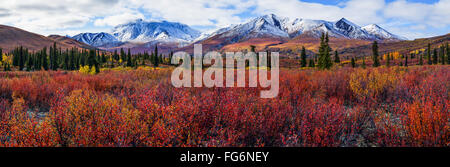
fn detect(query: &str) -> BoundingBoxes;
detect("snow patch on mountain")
[72,32,119,47]
[111,19,201,43]
[205,14,404,42]
[362,24,407,40]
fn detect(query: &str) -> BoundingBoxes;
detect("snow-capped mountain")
[111,19,201,43]
[72,32,119,47]
[193,26,234,43]
[362,24,407,40]
[202,14,403,42]
[214,14,289,42]
[71,14,404,50]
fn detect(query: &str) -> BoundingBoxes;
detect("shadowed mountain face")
[0,25,94,52]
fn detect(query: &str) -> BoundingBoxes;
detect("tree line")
[0,43,171,73]
[299,33,450,69]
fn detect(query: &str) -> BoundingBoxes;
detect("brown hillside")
[0,24,93,52]
[47,35,95,50]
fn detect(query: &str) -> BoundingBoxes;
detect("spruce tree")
[372,41,380,67]
[153,46,159,67]
[433,48,438,64]
[419,53,423,66]
[63,49,69,70]
[427,43,432,65]
[42,47,49,70]
[88,50,96,68]
[317,32,332,70]
[51,42,59,70]
[18,46,25,70]
[26,52,32,71]
[440,44,445,65]
[405,54,408,67]
[120,48,125,62]
[308,59,315,67]
[127,48,132,67]
[300,46,307,67]
[334,50,340,63]
[446,43,450,64]
[69,48,75,70]
[351,57,356,68]
[362,56,366,69]
[114,50,119,61]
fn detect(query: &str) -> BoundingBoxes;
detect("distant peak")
[337,17,353,24]
[366,24,381,28]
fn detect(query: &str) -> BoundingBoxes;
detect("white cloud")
[253,0,385,25]
[127,0,253,27]
[94,12,145,27]
[0,0,448,39]
[384,0,450,28]
[0,0,126,34]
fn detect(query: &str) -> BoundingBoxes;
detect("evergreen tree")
[19,46,26,70]
[372,41,380,67]
[419,52,423,66]
[153,46,160,67]
[127,48,132,67]
[362,56,366,69]
[120,48,126,62]
[69,48,75,70]
[87,49,100,74]
[317,32,332,70]
[114,50,119,61]
[446,42,450,64]
[88,50,96,68]
[250,45,259,66]
[80,50,86,67]
[267,50,272,69]
[141,53,146,66]
[63,49,69,70]
[440,44,445,65]
[334,50,340,63]
[308,59,315,67]
[300,46,307,67]
[405,54,408,67]
[351,57,356,68]
[427,43,432,65]
[42,47,49,70]
[101,53,106,64]
[169,51,173,63]
[51,42,59,70]
[433,48,438,64]
[26,52,32,71]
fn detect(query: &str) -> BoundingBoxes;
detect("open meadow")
[0,65,448,147]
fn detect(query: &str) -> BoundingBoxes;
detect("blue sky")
[0,0,449,39]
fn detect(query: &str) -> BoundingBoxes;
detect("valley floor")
[0,66,448,147]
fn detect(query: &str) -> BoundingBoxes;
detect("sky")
[0,0,449,40]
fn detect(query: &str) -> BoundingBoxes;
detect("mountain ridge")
[71,14,404,51]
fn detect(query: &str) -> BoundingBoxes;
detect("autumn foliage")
[0,66,448,147]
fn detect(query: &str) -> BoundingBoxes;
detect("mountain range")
[70,14,405,53]
[3,13,447,57]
